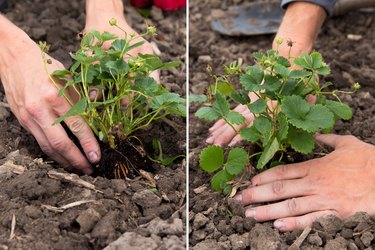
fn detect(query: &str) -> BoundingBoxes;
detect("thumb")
[314,133,356,149]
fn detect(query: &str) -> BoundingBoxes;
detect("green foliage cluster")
[192,44,358,193]
[41,20,185,149]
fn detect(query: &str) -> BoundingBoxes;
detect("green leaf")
[240,66,264,92]
[51,70,71,76]
[212,93,229,117]
[288,126,315,154]
[274,64,290,77]
[100,31,117,42]
[226,111,245,125]
[226,148,249,175]
[248,99,267,114]
[211,169,233,192]
[254,117,273,146]
[189,94,207,103]
[106,59,130,74]
[81,33,94,47]
[239,127,261,143]
[111,39,126,51]
[252,51,264,60]
[151,93,185,109]
[287,104,335,132]
[209,81,235,96]
[231,90,250,104]
[277,56,291,67]
[157,61,181,69]
[277,113,289,142]
[53,98,87,125]
[281,95,310,121]
[325,100,352,120]
[315,65,330,75]
[195,107,219,121]
[262,75,281,91]
[289,70,311,79]
[294,52,313,69]
[125,41,146,53]
[199,146,224,173]
[257,138,279,169]
[311,51,323,69]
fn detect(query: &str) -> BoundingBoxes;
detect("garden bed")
[189,0,375,249]
[0,0,186,249]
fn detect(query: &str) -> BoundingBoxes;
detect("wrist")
[0,15,36,75]
[85,0,125,23]
[272,2,326,58]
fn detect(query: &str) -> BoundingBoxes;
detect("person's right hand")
[0,32,100,174]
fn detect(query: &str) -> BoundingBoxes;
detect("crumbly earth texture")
[0,0,186,249]
[189,0,375,249]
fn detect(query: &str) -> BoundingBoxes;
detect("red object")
[154,0,186,11]
[130,0,153,8]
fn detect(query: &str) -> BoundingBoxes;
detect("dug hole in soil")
[189,0,375,249]
[0,0,186,249]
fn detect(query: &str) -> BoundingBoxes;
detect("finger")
[209,105,247,133]
[208,119,226,133]
[28,118,71,168]
[240,178,313,205]
[63,115,101,164]
[305,94,316,104]
[245,195,322,222]
[150,70,160,83]
[35,114,94,174]
[207,109,253,145]
[273,210,339,232]
[88,87,103,102]
[251,162,309,186]
[228,134,243,147]
[314,133,358,149]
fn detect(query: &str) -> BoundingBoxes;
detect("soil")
[0,0,186,249]
[189,0,375,249]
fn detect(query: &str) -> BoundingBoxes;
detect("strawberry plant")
[40,19,185,178]
[191,40,359,193]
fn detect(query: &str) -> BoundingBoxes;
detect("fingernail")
[274,220,285,229]
[245,209,256,218]
[206,137,214,144]
[233,194,242,203]
[88,151,99,163]
[89,89,97,101]
[83,167,94,175]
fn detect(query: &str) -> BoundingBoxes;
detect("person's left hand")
[234,133,375,231]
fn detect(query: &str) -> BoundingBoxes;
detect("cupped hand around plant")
[235,134,375,231]
[84,12,159,82]
[0,37,100,174]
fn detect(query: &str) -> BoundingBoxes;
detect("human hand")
[234,134,375,231]
[0,33,100,174]
[84,0,159,82]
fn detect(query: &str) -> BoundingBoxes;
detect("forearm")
[85,0,125,22]
[273,2,327,58]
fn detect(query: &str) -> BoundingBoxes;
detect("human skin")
[206,2,326,146]
[236,134,375,231]
[0,0,153,174]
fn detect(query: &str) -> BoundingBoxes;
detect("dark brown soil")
[189,0,375,249]
[0,0,186,249]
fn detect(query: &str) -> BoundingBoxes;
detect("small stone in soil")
[324,235,347,250]
[341,228,354,239]
[229,233,249,250]
[307,232,323,246]
[132,189,162,209]
[360,231,374,247]
[193,213,209,230]
[316,214,343,235]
